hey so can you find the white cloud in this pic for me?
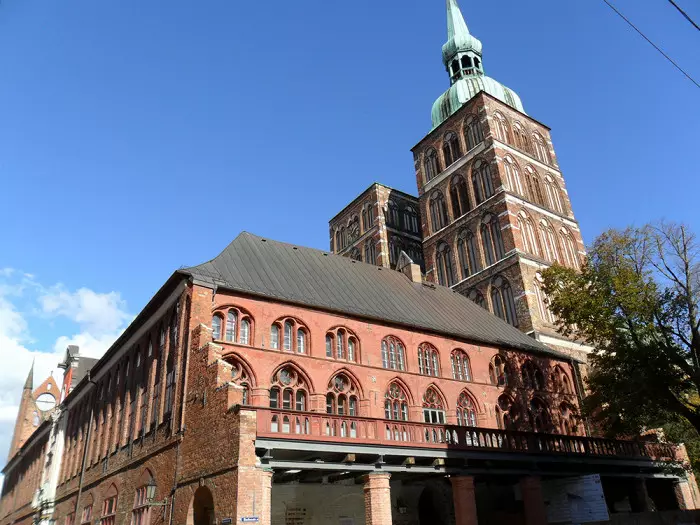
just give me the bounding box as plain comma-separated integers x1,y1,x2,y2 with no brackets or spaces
0,272,131,464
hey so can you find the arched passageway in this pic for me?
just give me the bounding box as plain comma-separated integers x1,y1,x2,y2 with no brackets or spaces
187,486,214,525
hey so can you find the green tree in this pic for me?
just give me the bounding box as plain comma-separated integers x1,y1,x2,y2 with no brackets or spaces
541,223,700,439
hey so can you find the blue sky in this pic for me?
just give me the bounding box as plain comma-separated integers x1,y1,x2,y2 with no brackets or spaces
0,0,698,457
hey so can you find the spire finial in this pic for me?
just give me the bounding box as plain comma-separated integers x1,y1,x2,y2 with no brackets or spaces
446,0,470,41
24,359,34,390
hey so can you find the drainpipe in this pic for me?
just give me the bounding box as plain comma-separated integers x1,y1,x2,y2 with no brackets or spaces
74,373,98,519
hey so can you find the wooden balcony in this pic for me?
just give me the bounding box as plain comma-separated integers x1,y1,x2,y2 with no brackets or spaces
255,408,678,463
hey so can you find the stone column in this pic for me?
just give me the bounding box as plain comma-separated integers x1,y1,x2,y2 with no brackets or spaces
451,476,479,525
674,475,700,510
520,477,547,525
364,473,392,525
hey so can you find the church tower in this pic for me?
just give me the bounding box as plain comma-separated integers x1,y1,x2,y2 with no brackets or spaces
7,364,59,459
413,0,588,359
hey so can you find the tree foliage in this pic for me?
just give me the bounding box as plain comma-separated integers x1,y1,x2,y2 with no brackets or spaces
541,223,700,438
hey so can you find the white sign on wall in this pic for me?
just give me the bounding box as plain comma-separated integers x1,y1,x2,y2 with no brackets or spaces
542,474,609,524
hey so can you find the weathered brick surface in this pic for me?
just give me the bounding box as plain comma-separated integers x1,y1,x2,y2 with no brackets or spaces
364,473,392,525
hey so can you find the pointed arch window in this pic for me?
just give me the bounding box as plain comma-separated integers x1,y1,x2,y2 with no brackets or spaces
528,398,551,433
468,289,486,309
325,328,359,362
513,121,530,152
364,240,377,265
386,201,400,228
539,220,560,263
456,391,477,426
424,148,440,182
560,403,579,435
525,166,545,206
491,276,518,326
443,131,462,167
464,115,484,151
381,336,406,371
551,365,573,395
422,387,446,424
493,112,511,143
403,206,419,234
348,216,360,243
417,343,440,377
489,355,512,387
496,394,519,430
273,317,310,354
457,229,481,278
472,161,494,204
450,349,472,381
225,356,252,405
560,228,579,269
545,175,564,213
385,383,409,421
101,486,118,525
269,367,308,412
429,191,449,232
212,315,223,341
532,132,551,164
481,214,505,266
132,476,152,525
435,242,456,286
518,212,541,257
521,360,545,391
449,175,470,218
534,282,556,324
503,156,524,195
326,373,359,417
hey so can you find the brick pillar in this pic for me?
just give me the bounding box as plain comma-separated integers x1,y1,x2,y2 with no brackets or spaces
629,478,650,512
364,473,392,525
520,477,547,525
451,476,479,525
675,475,700,510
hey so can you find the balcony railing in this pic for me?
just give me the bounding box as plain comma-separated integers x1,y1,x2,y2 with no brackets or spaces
255,408,678,462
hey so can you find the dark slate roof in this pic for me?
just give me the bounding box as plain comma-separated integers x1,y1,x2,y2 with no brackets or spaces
180,232,564,358
73,357,98,387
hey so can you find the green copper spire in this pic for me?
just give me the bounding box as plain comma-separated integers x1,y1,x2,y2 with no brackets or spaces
431,0,525,128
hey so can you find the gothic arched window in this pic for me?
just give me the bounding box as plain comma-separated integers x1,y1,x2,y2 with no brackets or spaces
493,112,511,144
403,206,419,234
457,391,477,427
457,229,481,278
512,121,530,152
325,327,359,362
481,214,505,266
534,281,556,324
450,349,472,381
532,132,551,164
518,212,541,257
503,156,523,195
528,398,551,433
422,387,446,424
545,175,564,214
224,355,254,405
443,131,462,167
464,115,484,151
269,366,308,412
326,373,359,418
472,161,494,204
211,315,223,341
496,394,519,430
385,382,409,421
429,191,449,232
560,403,579,435
364,240,377,265
349,247,361,261
381,336,406,371
436,242,456,286
272,317,310,354
560,228,579,269
526,166,545,206
521,360,545,391
216,306,254,345
449,174,470,218
490,276,518,326
424,148,440,183
418,343,440,377
489,355,511,387
539,220,560,263
468,289,486,309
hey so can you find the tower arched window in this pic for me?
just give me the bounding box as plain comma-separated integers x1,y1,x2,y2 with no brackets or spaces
449,174,470,218
269,366,308,412
422,386,446,423
424,148,440,183
386,201,400,228
457,229,481,278
490,276,518,326
468,289,486,309
435,242,456,286
539,220,560,263
545,175,564,214
521,360,545,391
560,228,579,269
489,355,511,387
456,391,477,426
418,343,440,377
493,112,511,143
362,202,375,231
429,191,449,232
381,336,406,371
481,214,505,266
525,166,545,206
450,349,472,381
464,115,483,151
326,373,360,419
528,398,551,433
534,281,556,324
272,317,310,354
472,161,494,204
211,315,223,341
518,212,541,257
385,382,409,421
325,327,359,362
513,121,530,152
443,131,462,167
532,132,551,165
364,240,377,265
503,156,523,196
403,206,419,234
348,216,360,243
